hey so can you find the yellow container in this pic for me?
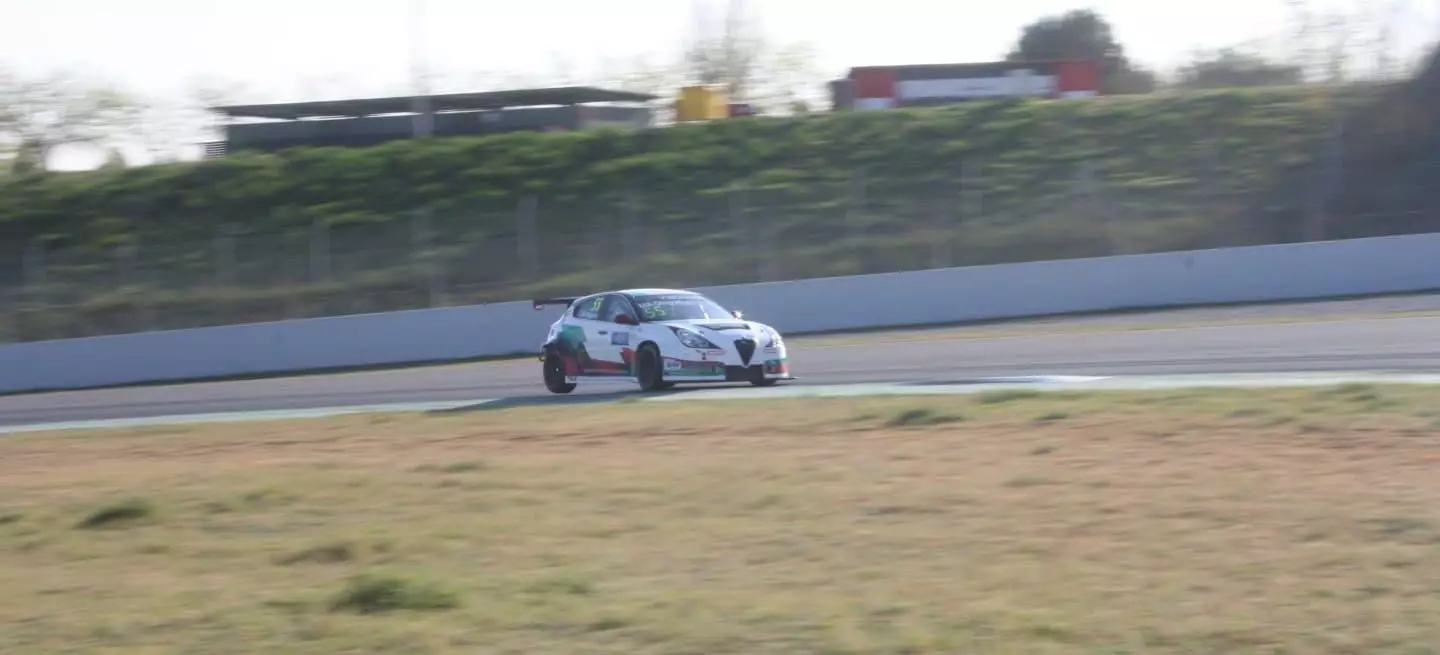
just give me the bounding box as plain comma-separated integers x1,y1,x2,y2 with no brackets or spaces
675,85,729,122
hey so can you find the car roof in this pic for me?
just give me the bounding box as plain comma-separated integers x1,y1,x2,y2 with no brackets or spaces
565,288,705,307
618,288,701,297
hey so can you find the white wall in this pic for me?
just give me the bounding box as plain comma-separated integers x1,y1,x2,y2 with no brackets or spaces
696,233,1440,333
4,233,1439,394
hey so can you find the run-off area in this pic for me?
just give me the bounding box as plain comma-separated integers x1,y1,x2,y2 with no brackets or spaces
2,384,1439,654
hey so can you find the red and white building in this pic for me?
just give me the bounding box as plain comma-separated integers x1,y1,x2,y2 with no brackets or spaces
830,60,1101,111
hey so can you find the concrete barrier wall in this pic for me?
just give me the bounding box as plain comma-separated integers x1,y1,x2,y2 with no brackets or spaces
695,233,1440,333
4,232,1439,394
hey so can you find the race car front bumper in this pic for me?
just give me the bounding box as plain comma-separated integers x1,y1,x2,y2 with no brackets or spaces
720,364,795,382
662,344,792,382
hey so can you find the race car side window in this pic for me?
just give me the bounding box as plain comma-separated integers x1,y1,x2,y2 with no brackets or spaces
597,295,620,322
572,296,603,320
599,294,638,323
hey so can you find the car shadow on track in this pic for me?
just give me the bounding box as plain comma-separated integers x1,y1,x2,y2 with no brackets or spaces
426,387,711,414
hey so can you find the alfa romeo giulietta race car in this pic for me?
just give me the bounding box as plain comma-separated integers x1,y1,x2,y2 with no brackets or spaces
533,288,794,393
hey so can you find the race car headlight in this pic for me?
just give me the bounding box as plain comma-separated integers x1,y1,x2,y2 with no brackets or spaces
763,328,782,348
672,327,719,350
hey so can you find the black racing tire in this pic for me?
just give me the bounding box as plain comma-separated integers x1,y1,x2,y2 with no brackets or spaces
635,344,667,392
543,352,577,394
748,367,779,387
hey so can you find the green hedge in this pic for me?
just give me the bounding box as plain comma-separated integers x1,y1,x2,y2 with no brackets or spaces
0,85,1415,342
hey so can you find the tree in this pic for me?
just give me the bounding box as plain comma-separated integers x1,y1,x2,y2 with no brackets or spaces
682,0,768,101
183,77,254,143
677,0,825,115
99,147,128,170
1175,48,1305,89
0,66,141,172
1006,9,1156,94
6,139,45,175
747,41,825,115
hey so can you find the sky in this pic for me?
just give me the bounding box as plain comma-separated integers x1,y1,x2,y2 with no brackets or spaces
2,0,1437,167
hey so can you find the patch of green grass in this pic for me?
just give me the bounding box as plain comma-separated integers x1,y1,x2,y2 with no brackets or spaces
274,541,360,566
75,498,155,529
414,460,487,474
884,407,965,427
328,572,462,614
1003,475,1054,488
1359,517,1440,545
525,573,597,596
1315,382,1384,403
976,389,1046,405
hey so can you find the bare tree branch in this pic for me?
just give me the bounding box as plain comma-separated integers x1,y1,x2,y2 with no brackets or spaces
683,0,768,101
0,66,141,172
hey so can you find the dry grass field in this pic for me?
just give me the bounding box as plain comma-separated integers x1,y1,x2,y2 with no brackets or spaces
3,384,1440,654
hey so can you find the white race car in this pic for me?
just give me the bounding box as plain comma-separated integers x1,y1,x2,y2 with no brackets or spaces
533,288,795,393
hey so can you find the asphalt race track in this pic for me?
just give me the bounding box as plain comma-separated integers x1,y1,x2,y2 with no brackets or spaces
5,299,1440,427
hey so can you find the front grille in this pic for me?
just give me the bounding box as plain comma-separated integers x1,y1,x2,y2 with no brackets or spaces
734,338,756,365
725,365,764,382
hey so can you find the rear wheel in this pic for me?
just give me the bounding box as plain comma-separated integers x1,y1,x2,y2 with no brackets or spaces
635,344,667,392
543,353,576,394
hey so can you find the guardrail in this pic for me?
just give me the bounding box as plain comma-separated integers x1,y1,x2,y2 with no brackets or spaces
4,232,1439,394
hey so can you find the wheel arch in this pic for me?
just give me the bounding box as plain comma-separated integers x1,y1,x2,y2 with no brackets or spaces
633,339,662,373
634,339,662,364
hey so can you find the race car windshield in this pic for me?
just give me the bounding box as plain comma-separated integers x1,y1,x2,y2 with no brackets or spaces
633,294,732,321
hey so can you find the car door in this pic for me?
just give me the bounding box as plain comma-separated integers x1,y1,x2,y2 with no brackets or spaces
587,294,640,375
566,295,607,375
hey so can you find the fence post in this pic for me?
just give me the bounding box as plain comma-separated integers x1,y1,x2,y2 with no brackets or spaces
214,224,237,288
0,288,12,343
1076,160,1113,254
848,167,868,270
22,240,46,298
516,195,539,283
588,210,611,273
959,158,982,265
622,187,643,266
309,219,330,283
728,184,751,273
758,196,779,283
1200,139,1220,204
21,240,50,341
413,209,447,307
929,188,951,270
113,237,153,331
1312,117,1345,241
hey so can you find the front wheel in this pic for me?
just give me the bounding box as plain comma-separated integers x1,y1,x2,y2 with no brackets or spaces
635,344,667,392
748,366,779,387
543,353,576,394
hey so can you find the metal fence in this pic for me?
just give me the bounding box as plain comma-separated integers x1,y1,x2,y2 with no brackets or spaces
2,130,1438,343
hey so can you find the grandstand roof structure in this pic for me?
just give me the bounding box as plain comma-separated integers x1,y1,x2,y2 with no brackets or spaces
213,86,659,121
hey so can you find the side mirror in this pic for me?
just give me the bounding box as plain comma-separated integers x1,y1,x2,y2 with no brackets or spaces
731,309,744,319
615,314,637,325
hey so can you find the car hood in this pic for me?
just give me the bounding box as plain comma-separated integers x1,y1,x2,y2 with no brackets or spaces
653,318,777,337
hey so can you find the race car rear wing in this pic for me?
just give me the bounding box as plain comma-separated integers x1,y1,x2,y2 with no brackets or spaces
532,297,578,311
